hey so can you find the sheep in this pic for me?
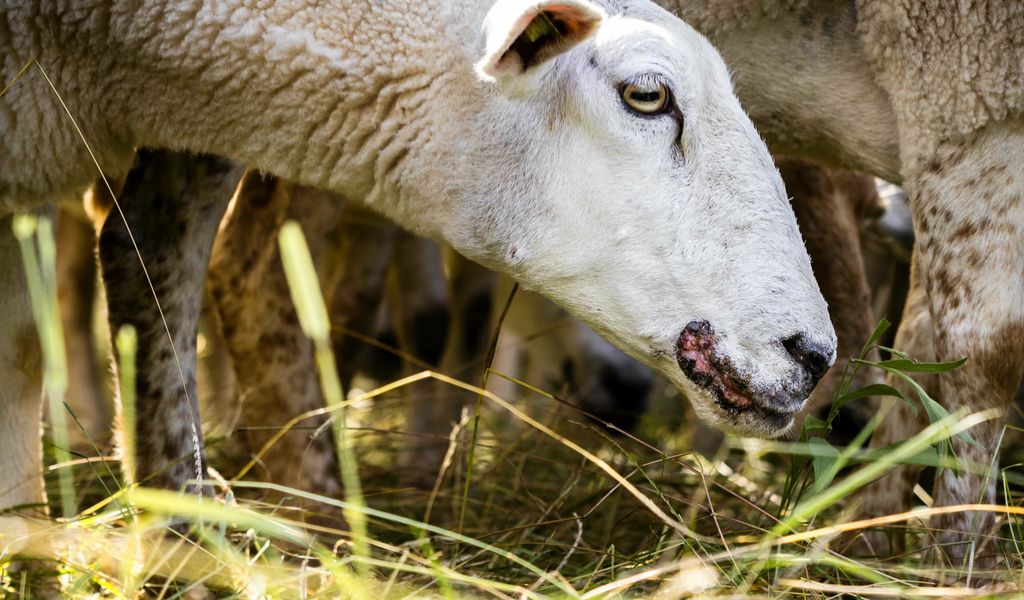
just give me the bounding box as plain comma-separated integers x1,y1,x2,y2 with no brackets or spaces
660,0,900,180
656,0,1024,564
0,0,836,523
855,3,1023,565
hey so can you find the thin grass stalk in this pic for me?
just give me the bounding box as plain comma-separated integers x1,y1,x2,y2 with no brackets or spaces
116,326,138,491
230,480,578,597
278,221,370,576
13,214,75,519
114,325,143,597
0,58,32,98
1001,465,1024,566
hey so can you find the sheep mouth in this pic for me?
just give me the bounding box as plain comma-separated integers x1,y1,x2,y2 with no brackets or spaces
674,321,793,430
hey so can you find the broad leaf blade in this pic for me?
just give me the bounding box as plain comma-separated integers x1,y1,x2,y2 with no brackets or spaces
859,318,891,358
873,357,968,374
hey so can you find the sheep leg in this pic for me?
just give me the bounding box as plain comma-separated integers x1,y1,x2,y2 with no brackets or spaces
0,212,46,521
387,234,454,478
98,150,242,495
207,175,343,497
387,233,450,374
443,253,501,392
400,252,498,479
320,206,397,393
908,124,1024,568
55,200,111,453
196,291,239,442
851,251,935,556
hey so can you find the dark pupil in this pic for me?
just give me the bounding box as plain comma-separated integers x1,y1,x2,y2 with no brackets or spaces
630,89,661,103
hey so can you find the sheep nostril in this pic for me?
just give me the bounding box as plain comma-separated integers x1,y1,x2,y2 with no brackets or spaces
782,333,832,382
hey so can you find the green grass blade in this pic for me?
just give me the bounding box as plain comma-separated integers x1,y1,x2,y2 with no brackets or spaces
13,213,75,519
278,220,370,574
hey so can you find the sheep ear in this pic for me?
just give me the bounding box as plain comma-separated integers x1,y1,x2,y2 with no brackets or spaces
476,0,605,83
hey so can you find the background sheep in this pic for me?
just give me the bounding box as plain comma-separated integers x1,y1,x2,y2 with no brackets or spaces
655,0,1024,564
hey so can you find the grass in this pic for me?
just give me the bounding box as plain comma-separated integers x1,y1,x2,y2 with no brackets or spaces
3,213,1024,598
3,217,1024,596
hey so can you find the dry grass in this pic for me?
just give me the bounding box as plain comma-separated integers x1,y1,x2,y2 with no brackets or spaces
5,371,1024,598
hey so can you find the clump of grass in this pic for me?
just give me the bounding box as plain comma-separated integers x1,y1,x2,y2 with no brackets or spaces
3,216,1023,598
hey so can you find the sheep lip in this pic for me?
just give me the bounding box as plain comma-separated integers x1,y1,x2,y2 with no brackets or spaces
675,321,755,412
676,349,754,411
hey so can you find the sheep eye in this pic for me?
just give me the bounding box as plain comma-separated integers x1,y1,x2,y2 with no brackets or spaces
622,80,671,115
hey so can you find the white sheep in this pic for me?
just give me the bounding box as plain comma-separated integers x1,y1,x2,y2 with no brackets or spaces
662,0,1024,564
0,0,835,524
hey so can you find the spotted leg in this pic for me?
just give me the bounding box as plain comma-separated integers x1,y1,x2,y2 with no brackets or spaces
98,150,242,494
909,124,1024,566
850,251,937,556
207,174,343,497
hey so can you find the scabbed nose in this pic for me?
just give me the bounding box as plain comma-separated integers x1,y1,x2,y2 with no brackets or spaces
782,333,833,384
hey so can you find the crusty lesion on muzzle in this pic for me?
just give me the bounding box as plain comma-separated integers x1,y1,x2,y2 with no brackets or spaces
675,320,754,411
673,316,834,437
